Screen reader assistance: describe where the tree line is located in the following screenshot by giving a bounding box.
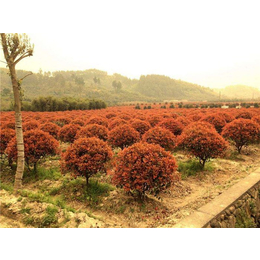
[20,96,107,112]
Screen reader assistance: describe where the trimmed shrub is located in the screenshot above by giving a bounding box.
[113,142,179,200]
[62,137,113,186]
[0,128,16,155]
[58,124,81,143]
[177,123,228,167]
[6,129,59,172]
[131,119,151,136]
[108,124,140,149]
[142,126,176,151]
[222,119,260,153]
[158,118,184,136]
[40,122,60,139]
[76,124,108,141]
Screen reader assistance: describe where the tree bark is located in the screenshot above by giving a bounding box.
[9,64,25,191]
[1,33,33,191]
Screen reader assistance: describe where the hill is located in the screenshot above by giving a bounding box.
[214,85,260,100]
[1,68,219,109]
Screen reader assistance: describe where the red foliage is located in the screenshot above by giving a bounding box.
[70,119,85,126]
[201,114,227,133]
[158,118,184,136]
[131,119,151,136]
[23,120,40,131]
[59,124,81,143]
[222,119,260,153]
[235,110,254,119]
[62,137,113,185]
[108,124,140,149]
[6,129,59,170]
[76,124,108,141]
[1,121,15,130]
[87,116,108,127]
[147,115,161,127]
[40,122,61,139]
[112,142,179,198]
[177,123,228,167]
[52,116,71,127]
[142,126,176,151]
[108,118,128,130]
[252,115,260,126]
[0,128,16,155]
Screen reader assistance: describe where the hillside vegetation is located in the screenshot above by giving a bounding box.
[0,68,219,110]
[214,85,260,100]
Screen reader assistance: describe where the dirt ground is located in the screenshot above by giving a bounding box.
[1,144,260,228]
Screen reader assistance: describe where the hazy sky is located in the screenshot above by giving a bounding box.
[1,0,260,89]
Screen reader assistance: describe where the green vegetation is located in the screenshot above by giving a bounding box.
[178,159,214,179]
[235,209,256,228]
[0,67,221,110]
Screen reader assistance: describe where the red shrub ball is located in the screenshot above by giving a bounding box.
[87,116,108,128]
[70,119,85,126]
[113,142,179,198]
[235,110,254,119]
[40,122,61,139]
[22,120,40,131]
[62,137,113,185]
[177,123,228,167]
[59,124,81,143]
[201,114,226,133]
[52,117,71,127]
[76,124,108,141]
[142,126,176,151]
[158,118,184,136]
[131,119,151,136]
[222,119,260,153]
[147,115,161,127]
[108,118,128,130]
[6,129,59,170]
[0,128,16,155]
[108,124,140,149]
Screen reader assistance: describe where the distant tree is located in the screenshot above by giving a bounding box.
[1,33,34,190]
[112,80,122,92]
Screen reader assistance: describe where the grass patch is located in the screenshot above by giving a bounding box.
[235,209,256,228]
[84,180,114,206]
[0,182,14,192]
[178,159,214,179]
[20,207,31,214]
[23,166,62,183]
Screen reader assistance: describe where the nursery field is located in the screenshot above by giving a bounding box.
[1,106,260,228]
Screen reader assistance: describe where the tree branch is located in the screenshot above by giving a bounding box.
[19,72,33,81]
[14,51,32,65]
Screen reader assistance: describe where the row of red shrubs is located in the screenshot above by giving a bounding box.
[1,107,260,198]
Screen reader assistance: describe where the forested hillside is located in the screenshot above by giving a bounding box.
[0,68,219,110]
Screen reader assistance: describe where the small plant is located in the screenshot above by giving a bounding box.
[235,209,256,228]
[20,208,31,214]
[40,206,59,228]
[178,159,214,179]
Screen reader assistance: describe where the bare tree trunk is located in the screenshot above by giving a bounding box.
[9,65,25,191]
